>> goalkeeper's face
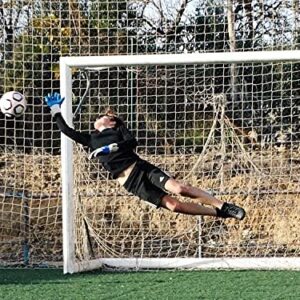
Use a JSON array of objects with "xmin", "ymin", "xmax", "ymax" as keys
[{"xmin": 94, "ymin": 115, "xmax": 116, "ymax": 131}]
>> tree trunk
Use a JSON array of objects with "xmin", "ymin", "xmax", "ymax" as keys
[
  {"xmin": 293, "ymin": 0, "xmax": 300, "ymax": 48},
  {"xmin": 227, "ymin": 0, "xmax": 237, "ymax": 101}
]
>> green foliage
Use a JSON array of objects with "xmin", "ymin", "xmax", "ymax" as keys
[
  {"xmin": 0, "ymin": 1, "xmax": 131, "ymax": 152},
  {"xmin": 175, "ymin": 124, "xmax": 212, "ymax": 149}
]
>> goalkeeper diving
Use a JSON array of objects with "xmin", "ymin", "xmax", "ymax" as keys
[{"xmin": 45, "ymin": 93, "xmax": 246, "ymax": 220}]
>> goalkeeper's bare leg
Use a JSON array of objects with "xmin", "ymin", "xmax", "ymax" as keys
[
  {"xmin": 164, "ymin": 178, "xmax": 223, "ymax": 208},
  {"xmin": 161, "ymin": 195, "xmax": 218, "ymax": 216},
  {"xmin": 164, "ymin": 178, "xmax": 246, "ymax": 220}
]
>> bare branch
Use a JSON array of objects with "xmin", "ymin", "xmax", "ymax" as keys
[
  {"xmin": 167, "ymin": 0, "xmax": 188, "ymax": 35},
  {"xmin": 151, "ymin": 0, "xmax": 165, "ymax": 25},
  {"xmin": 142, "ymin": 17, "xmax": 165, "ymax": 35}
]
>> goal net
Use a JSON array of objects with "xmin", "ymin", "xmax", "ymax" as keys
[{"xmin": 60, "ymin": 51, "xmax": 300, "ymax": 273}]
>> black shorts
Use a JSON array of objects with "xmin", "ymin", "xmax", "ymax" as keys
[{"xmin": 123, "ymin": 159, "xmax": 171, "ymax": 208}]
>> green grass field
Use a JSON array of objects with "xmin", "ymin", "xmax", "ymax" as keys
[{"xmin": 1, "ymin": 269, "xmax": 300, "ymax": 299}]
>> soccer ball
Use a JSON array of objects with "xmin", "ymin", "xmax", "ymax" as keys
[{"xmin": 0, "ymin": 91, "xmax": 27, "ymax": 118}]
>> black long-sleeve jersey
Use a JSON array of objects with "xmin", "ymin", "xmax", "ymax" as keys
[{"xmin": 54, "ymin": 113, "xmax": 139, "ymax": 178}]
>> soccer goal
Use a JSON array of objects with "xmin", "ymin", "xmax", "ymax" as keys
[{"xmin": 60, "ymin": 51, "xmax": 300, "ymax": 274}]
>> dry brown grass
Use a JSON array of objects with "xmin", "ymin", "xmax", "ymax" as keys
[{"xmin": 0, "ymin": 147, "xmax": 299, "ymax": 264}]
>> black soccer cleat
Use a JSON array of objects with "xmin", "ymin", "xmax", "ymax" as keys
[{"xmin": 217, "ymin": 202, "xmax": 246, "ymax": 220}]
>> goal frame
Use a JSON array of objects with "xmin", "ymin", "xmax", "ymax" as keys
[{"xmin": 60, "ymin": 51, "xmax": 300, "ymax": 274}]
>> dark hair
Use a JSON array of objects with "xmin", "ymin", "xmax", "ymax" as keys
[{"xmin": 114, "ymin": 116, "xmax": 125, "ymax": 128}]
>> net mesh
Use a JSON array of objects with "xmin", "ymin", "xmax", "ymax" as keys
[
  {"xmin": 71, "ymin": 62, "xmax": 300, "ymax": 265},
  {"xmin": 0, "ymin": 0, "xmax": 299, "ymax": 267}
]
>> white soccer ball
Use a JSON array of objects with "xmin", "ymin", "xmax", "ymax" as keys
[{"xmin": 0, "ymin": 91, "xmax": 27, "ymax": 118}]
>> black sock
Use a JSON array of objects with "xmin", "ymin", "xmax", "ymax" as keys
[{"xmin": 216, "ymin": 203, "xmax": 228, "ymax": 218}]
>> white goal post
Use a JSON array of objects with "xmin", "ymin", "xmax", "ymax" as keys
[{"xmin": 60, "ymin": 51, "xmax": 300, "ymax": 274}]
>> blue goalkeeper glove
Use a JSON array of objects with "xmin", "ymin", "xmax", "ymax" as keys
[
  {"xmin": 44, "ymin": 92, "xmax": 65, "ymax": 116},
  {"xmin": 44, "ymin": 92, "xmax": 65, "ymax": 107},
  {"xmin": 89, "ymin": 143, "xmax": 119, "ymax": 159}
]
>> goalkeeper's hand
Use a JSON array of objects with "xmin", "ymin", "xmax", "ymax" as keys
[
  {"xmin": 44, "ymin": 92, "xmax": 65, "ymax": 116},
  {"xmin": 45, "ymin": 92, "xmax": 65, "ymax": 107},
  {"xmin": 89, "ymin": 143, "xmax": 119, "ymax": 159}
]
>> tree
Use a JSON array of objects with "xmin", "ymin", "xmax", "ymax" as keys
[
  {"xmin": 0, "ymin": 0, "xmax": 299, "ymax": 151},
  {"xmin": 118, "ymin": 0, "xmax": 300, "ymax": 146},
  {"xmin": 0, "ymin": 0, "xmax": 131, "ymax": 152}
]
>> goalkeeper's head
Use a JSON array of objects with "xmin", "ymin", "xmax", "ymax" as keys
[{"xmin": 94, "ymin": 108, "xmax": 124, "ymax": 131}]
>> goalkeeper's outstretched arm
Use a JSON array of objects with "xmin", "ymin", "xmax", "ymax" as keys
[
  {"xmin": 45, "ymin": 93, "xmax": 91, "ymax": 147},
  {"xmin": 54, "ymin": 113, "xmax": 91, "ymax": 146}
]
